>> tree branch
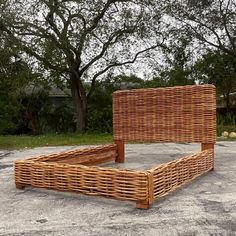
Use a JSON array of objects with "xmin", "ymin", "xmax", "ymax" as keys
[
  {"xmin": 87, "ymin": 44, "xmax": 161, "ymax": 99},
  {"xmin": 77, "ymin": 0, "xmax": 128, "ymax": 55},
  {"xmin": 0, "ymin": 24, "xmax": 68, "ymax": 73},
  {"xmin": 174, "ymin": 13, "xmax": 234, "ymax": 56},
  {"xmin": 219, "ymin": 0, "xmax": 236, "ymax": 54},
  {"xmin": 80, "ymin": 27, "xmax": 136, "ymax": 75}
]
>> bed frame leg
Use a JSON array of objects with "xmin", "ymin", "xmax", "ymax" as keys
[
  {"xmin": 136, "ymin": 172, "xmax": 154, "ymax": 209},
  {"xmin": 115, "ymin": 140, "xmax": 125, "ymax": 163},
  {"xmin": 16, "ymin": 183, "xmax": 25, "ymax": 189},
  {"xmin": 201, "ymin": 143, "xmax": 215, "ymax": 170},
  {"xmin": 136, "ymin": 200, "xmax": 152, "ymax": 209}
]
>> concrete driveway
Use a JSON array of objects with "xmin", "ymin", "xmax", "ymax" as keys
[{"xmin": 0, "ymin": 142, "xmax": 236, "ymax": 236}]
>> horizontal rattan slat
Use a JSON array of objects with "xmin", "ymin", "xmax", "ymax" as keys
[
  {"xmin": 151, "ymin": 149, "xmax": 214, "ymax": 199},
  {"xmin": 113, "ymin": 85, "xmax": 216, "ymax": 143}
]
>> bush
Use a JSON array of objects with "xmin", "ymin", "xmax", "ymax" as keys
[
  {"xmin": 216, "ymin": 108, "xmax": 236, "ymax": 136},
  {"xmin": 87, "ymin": 107, "xmax": 112, "ymax": 133},
  {"xmin": 42, "ymin": 102, "xmax": 76, "ymax": 133},
  {"xmin": 17, "ymin": 91, "xmax": 76, "ymax": 134},
  {"xmin": 16, "ymin": 90, "xmax": 51, "ymax": 134},
  {"xmin": 0, "ymin": 83, "xmax": 20, "ymax": 134}
]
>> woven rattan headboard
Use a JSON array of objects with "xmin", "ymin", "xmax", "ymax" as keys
[{"xmin": 113, "ymin": 84, "xmax": 216, "ymax": 143}]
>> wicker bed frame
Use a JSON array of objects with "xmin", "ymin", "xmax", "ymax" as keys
[{"xmin": 15, "ymin": 84, "xmax": 216, "ymax": 209}]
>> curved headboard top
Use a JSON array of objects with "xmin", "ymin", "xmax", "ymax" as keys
[{"xmin": 113, "ymin": 84, "xmax": 216, "ymax": 143}]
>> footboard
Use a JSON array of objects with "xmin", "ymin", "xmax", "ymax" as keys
[
  {"xmin": 15, "ymin": 161, "xmax": 149, "ymax": 201},
  {"xmin": 14, "ymin": 144, "xmax": 149, "ymax": 202}
]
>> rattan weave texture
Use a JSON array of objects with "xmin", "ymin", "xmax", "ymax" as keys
[
  {"xmin": 15, "ymin": 158, "xmax": 148, "ymax": 201},
  {"xmin": 113, "ymin": 85, "xmax": 216, "ymax": 143},
  {"xmin": 152, "ymin": 149, "xmax": 214, "ymax": 199},
  {"xmin": 29, "ymin": 144, "xmax": 117, "ymax": 165}
]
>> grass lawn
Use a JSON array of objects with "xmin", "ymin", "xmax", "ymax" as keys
[
  {"xmin": 0, "ymin": 131, "xmax": 235, "ymax": 150},
  {"xmin": 0, "ymin": 133, "xmax": 113, "ymax": 150}
]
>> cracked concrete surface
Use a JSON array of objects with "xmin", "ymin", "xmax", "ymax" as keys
[{"xmin": 0, "ymin": 142, "xmax": 236, "ymax": 236}]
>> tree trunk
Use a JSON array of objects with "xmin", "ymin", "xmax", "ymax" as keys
[{"xmin": 70, "ymin": 72, "xmax": 87, "ymax": 133}]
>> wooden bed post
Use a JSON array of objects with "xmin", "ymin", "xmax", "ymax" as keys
[
  {"xmin": 201, "ymin": 143, "xmax": 215, "ymax": 170},
  {"xmin": 115, "ymin": 140, "xmax": 125, "ymax": 163},
  {"xmin": 15, "ymin": 183, "xmax": 25, "ymax": 189}
]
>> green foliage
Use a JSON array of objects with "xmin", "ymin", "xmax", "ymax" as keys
[
  {"xmin": 86, "ymin": 74, "xmax": 145, "ymax": 132},
  {"xmin": 17, "ymin": 90, "xmax": 51, "ymax": 134},
  {"xmin": 43, "ymin": 102, "xmax": 76, "ymax": 133},
  {"xmin": 0, "ymin": 95, "xmax": 19, "ymax": 134},
  {"xmin": 0, "ymin": 41, "xmax": 37, "ymax": 134},
  {"xmin": 193, "ymin": 50, "xmax": 236, "ymax": 109},
  {"xmin": 167, "ymin": 0, "xmax": 236, "ymax": 61},
  {"xmin": 194, "ymin": 51, "xmax": 236, "ymax": 86},
  {"xmin": 216, "ymin": 108, "xmax": 236, "ymax": 137},
  {"xmin": 217, "ymin": 125, "xmax": 236, "ymax": 137},
  {"xmin": 87, "ymin": 108, "xmax": 113, "ymax": 133},
  {"xmin": 142, "ymin": 77, "xmax": 166, "ymax": 88},
  {"xmin": 217, "ymin": 112, "xmax": 236, "ymax": 126},
  {"xmin": 157, "ymin": 36, "xmax": 195, "ymax": 86},
  {"xmin": 17, "ymin": 90, "xmax": 77, "ymax": 134}
]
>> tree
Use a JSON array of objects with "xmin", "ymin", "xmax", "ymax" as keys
[
  {"xmin": 193, "ymin": 50, "xmax": 236, "ymax": 110},
  {"xmin": 0, "ymin": 1, "xmax": 47, "ymax": 135},
  {"xmin": 151, "ymin": 36, "xmax": 195, "ymax": 86},
  {"xmin": 166, "ymin": 0, "xmax": 236, "ymax": 70},
  {"xmin": 0, "ymin": 35, "xmax": 36, "ymax": 134},
  {"xmin": 163, "ymin": 0, "xmax": 236, "ymax": 107},
  {"xmin": 1, "ymin": 0, "xmax": 165, "ymax": 132}
]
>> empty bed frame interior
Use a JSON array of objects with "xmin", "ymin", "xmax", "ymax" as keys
[{"xmin": 15, "ymin": 84, "xmax": 216, "ymax": 209}]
